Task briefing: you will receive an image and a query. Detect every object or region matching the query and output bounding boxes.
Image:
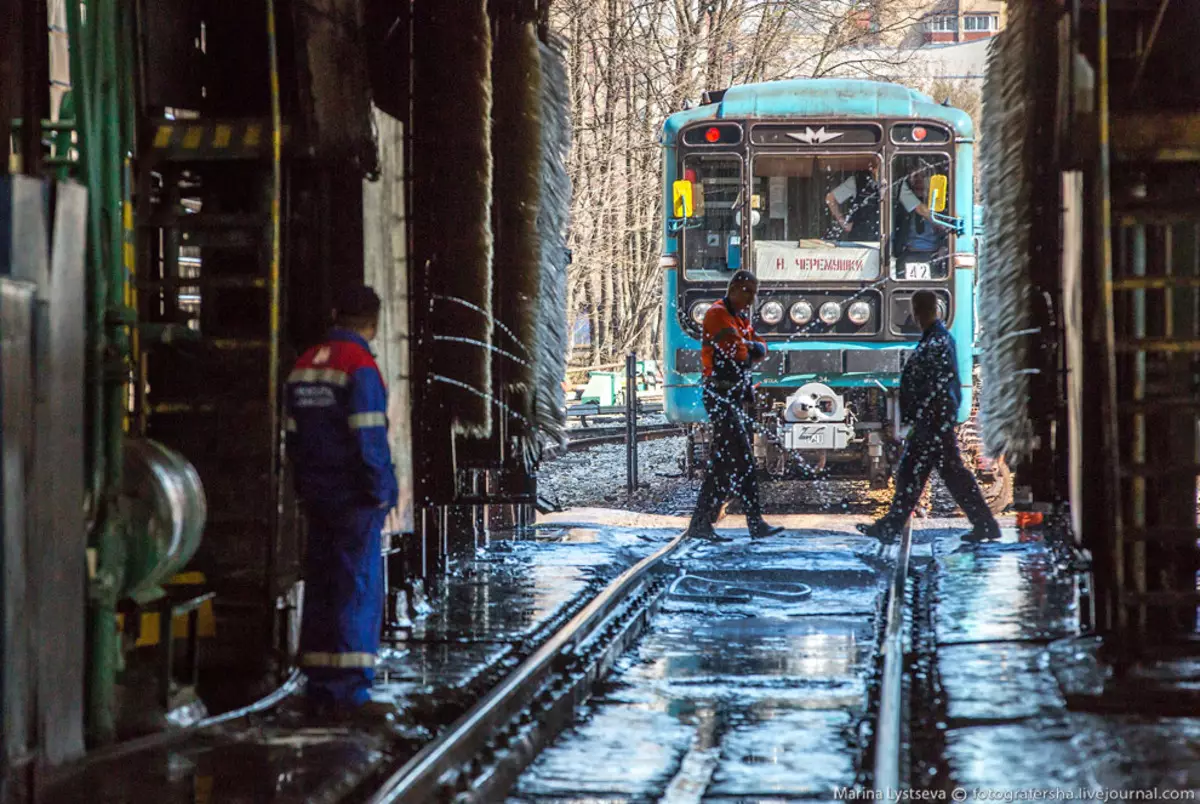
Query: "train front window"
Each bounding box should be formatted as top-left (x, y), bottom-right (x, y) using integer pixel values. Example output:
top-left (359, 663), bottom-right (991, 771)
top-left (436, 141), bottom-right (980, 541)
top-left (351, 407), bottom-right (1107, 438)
top-left (750, 154), bottom-right (883, 282)
top-left (680, 154), bottom-right (742, 282)
top-left (890, 153), bottom-right (953, 280)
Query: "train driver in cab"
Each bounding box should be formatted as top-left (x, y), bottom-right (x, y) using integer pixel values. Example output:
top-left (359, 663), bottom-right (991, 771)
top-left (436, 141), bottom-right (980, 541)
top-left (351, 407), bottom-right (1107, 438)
top-left (684, 270), bottom-right (786, 542)
top-left (825, 160), bottom-right (882, 241)
top-left (893, 166), bottom-right (954, 279)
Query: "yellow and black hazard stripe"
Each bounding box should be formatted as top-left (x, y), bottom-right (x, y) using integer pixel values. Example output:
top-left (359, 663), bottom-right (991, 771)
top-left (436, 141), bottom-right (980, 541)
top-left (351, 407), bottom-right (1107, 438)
top-left (146, 118), bottom-right (294, 161)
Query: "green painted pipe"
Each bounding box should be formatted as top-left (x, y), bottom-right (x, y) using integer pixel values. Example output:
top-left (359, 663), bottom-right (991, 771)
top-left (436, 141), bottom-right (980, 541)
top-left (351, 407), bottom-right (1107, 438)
top-left (68, 0), bottom-right (138, 747)
top-left (65, 0), bottom-right (115, 748)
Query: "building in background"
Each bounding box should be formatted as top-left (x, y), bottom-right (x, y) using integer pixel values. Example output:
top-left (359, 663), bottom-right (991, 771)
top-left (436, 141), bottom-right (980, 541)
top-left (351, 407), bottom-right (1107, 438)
top-left (811, 1), bottom-right (1005, 92)
top-left (843, 1), bottom-right (1006, 49)
top-left (922, 0), bottom-right (1006, 44)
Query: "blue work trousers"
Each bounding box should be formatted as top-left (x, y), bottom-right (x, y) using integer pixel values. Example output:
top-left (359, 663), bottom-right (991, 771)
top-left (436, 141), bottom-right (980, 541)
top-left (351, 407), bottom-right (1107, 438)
top-left (299, 504), bottom-right (386, 707)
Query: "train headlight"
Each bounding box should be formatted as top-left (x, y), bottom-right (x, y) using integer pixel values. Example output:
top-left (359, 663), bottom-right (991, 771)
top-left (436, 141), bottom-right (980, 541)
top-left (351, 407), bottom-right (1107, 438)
top-left (789, 300), bottom-right (813, 325)
top-left (759, 301), bottom-right (784, 325)
top-left (818, 302), bottom-right (842, 325)
top-left (936, 299), bottom-right (949, 320)
top-left (690, 301), bottom-right (713, 325)
top-left (847, 301), bottom-right (871, 325)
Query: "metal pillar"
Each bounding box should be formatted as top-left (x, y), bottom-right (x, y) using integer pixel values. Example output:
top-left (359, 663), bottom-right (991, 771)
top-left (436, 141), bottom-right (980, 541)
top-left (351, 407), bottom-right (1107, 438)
top-left (625, 353), bottom-right (638, 493)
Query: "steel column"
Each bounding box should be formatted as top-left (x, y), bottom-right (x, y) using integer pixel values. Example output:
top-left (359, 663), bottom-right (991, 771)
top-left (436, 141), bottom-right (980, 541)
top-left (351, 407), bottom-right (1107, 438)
top-left (625, 353), bottom-right (638, 493)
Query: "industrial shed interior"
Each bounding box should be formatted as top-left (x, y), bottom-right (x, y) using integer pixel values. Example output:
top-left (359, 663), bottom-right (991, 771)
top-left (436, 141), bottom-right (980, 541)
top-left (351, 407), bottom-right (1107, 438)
top-left (1, 0), bottom-right (567, 770)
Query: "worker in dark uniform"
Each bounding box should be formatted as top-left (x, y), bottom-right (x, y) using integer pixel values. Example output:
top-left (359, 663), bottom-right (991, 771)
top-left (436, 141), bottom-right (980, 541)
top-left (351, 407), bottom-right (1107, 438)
top-left (685, 270), bottom-right (785, 542)
top-left (858, 290), bottom-right (1001, 543)
top-left (285, 284), bottom-right (399, 723)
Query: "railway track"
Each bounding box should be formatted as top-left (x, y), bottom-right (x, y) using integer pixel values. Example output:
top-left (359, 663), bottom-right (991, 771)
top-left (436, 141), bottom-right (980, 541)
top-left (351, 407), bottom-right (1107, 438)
top-left (360, 520), bottom-right (916, 802)
top-left (558, 422), bottom-right (685, 453)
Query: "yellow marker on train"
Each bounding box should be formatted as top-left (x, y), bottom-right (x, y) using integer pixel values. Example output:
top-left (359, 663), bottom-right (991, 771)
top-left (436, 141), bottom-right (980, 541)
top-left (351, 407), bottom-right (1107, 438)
top-left (672, 179), bottom-right (694, 218)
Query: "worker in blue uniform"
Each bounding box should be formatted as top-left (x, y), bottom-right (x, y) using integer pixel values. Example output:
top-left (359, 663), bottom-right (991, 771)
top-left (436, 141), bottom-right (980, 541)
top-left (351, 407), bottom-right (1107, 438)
top-left (285, 284), bottom-right (399, 723)
top-left (858, 290), bottom-right (1001, 544)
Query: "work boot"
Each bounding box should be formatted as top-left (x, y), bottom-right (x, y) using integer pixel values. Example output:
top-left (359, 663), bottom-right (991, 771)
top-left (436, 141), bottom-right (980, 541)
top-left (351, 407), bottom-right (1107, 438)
top-left (747, 517), bottom-right (785, 539)
top-left (708, 500), bottom-right (731, 525)
top-left (960, 521), bottom-right (1002, 543)
top-left (683, 518), bottom-right (733, 542)
top-left (856, 520), bottom-right (900, 543)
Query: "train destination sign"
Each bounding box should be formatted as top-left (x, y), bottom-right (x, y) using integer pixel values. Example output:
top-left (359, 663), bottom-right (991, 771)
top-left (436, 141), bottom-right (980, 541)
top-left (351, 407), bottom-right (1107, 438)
top-left (754, 241), bottom-right (881, 281)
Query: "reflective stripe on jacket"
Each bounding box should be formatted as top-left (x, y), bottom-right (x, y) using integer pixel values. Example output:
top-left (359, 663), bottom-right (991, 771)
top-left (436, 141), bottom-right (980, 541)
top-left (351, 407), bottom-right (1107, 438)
top-left (285, 328), bottom-right (399, 509)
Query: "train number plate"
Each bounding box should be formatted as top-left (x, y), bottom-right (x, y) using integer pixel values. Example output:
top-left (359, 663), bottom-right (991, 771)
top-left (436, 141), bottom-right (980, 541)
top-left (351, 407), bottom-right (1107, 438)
top-left (794, 428), bottom-right (827, 446)
top-left (780, 423), bottom-right (851, 450)
top-left (901, 262), bottom-right (932, 280)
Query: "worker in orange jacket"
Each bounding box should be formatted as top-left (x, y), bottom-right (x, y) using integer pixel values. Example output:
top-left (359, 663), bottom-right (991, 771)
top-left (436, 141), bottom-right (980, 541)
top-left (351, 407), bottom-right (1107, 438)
top-left (685, 270), bottom-right (785, 541)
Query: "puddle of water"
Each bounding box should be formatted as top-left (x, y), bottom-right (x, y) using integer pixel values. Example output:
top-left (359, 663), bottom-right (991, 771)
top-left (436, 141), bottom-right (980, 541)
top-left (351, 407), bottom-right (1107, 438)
top-left (414, 534), bottom-right (673, 643)
top-left (707, 709), bottom-right (856, 798)
top-left (515, 704), bottom-right (696, 797)
top-left (935, 543), bottom-right (1079, 644)
top-left (938, 642), bottom-right (1066, 722)
top-left (632, 614), bottom-right (871, 683)
top-left (513, 551), bottom-right (883, 801)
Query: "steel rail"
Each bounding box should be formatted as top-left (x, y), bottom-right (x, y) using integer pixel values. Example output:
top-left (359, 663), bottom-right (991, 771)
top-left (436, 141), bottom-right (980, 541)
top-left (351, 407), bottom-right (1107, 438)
top-left (367, 531), bottom-right (688, 803)
top-left (873, 516), bottom-right (913, 795)
top-left (564, 423), bottom-right (684, 452)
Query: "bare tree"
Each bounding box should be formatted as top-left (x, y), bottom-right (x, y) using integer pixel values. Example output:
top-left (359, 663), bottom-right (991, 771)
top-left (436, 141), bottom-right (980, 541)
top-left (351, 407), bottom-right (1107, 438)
top-left (554, 0), bottom-right (933, 369)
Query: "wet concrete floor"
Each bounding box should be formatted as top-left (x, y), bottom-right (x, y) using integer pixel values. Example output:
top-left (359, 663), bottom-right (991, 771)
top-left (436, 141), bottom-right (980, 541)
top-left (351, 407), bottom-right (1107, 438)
top-left (41, 521), bottom-right (680, 803)
top-left (926, 520), bottom-right (1200, 794)
top-left (509, 522), bottom-right (888, 803)
top-left (43, 509), bottom-right (1200, 801)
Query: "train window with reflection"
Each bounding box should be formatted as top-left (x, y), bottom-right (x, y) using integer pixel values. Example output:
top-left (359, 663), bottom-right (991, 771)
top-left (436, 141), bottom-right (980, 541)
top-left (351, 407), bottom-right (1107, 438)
top-left (890, 153), bottom-right (953, 281)
top-left (679, 154), bottom-right (742, 281)
top-left (749, 154), bottom-right (883, 283)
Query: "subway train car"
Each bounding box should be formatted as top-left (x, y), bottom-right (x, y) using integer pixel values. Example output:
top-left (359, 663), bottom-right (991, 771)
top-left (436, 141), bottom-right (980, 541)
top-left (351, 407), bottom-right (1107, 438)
top-left (660, 79), bottom-right (1010, 511)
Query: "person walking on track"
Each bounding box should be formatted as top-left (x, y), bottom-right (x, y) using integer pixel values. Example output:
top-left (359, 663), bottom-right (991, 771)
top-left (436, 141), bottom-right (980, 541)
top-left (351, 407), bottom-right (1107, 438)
top-left (285, 283), bottom-right (400, 725)
top-left (685, 270), bottom-right (785, 542)
top-left (858, 290), bottom-right (1001, 543)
